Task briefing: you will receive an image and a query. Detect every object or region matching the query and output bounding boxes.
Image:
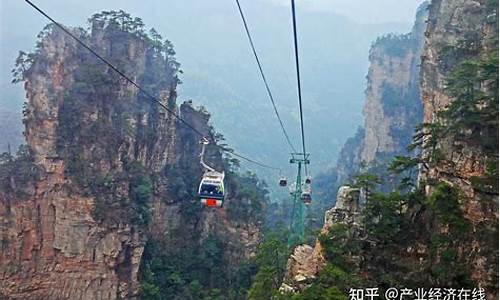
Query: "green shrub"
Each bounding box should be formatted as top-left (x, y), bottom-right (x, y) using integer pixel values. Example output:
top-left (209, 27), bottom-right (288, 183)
top-left (0, 145), bottom-right (39, 197)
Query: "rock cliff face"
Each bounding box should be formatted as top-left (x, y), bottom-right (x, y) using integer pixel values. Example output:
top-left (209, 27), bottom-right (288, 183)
top-left (419, 0), bottom-right (499, 291)
top-left (1, 23), bottom-right (154, 299)
top-left (420, 0), bottom-right (497, 197)
top-left (360, 6), bottom-right (426, 167)
top-left (0, 14), bottom-right (262, 300)
top-left (346, 2), bottom-right (427, 179)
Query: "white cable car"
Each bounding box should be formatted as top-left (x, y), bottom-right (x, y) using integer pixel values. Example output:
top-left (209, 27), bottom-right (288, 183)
top-left (279, 177), bottom-right (287, 187)
top-left (302, 191), bottom-right (312, 205)
top-left (302, 184), bottom-right (312, 205)
top-left (198, 139), bottom-right (225, 207)
top-left (198, 171), bottom-right (225, 207)
top-left (305, 176), bottom-right (312, 184)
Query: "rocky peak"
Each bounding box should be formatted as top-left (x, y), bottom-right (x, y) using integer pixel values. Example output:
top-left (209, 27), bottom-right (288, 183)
top-left (360, 2), bottom-right (427, 164)
top-left (1, 13), bottom-right (263, 300)
top-left (314, 4), bottom-right (429, 215)
top-left (1, 19), bottom-right (183, 299)
top-left (345, 3), bottom-right (427, 182)
top-left (280, 185), bottom-right (362, 293)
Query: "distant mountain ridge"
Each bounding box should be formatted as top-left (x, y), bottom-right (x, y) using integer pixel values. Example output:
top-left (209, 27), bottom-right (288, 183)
top-left (313, 2), bottom-right (428, 214)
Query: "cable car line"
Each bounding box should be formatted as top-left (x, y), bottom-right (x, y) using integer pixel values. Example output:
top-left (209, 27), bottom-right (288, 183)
top-left (228, 151), bottom-right (280, 170)
top-left (234, 0), bottom-right (297, 153)
top-left (290, 0), bottom-right (308, 167)
top-left (24, 0), bottom-right (279, 171)
top-left (286, 0), bottom-right (313, 246)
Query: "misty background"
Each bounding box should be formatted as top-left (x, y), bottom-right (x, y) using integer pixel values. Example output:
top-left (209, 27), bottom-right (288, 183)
top-left (0, 0), bottom-right (422, 195)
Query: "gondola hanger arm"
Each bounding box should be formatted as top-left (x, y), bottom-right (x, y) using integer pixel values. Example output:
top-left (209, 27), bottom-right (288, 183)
top-left (199, 139), bottom-right (216, 173)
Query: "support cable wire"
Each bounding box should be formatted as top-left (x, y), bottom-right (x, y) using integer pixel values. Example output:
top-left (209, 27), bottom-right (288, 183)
top-left (25, 0), bottom-right (279, 171)
top-left (235, 0), bottom-right (297, 153)
top-left (290, 0), bottom-right (309, 175)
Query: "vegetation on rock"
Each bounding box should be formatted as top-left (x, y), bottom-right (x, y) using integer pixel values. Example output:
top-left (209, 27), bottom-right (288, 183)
top-left (0, 145), bottom-right (39, 198)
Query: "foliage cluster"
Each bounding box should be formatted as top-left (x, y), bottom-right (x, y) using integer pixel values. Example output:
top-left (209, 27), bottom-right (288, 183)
top-left (0, 145), bottom-right (40, 197)
top-left (11, 23), bottom-right (68, 84)
top-left (247, 229), bottom-right (290, 300)
top-left (371, 33), bottom-right (414, 58)
top-left (413, 44), bottom-right (499, 194)
top-left (90, 160), bottom-right (153, 226)
top-left (225, 170), bottom-right (269, 224)
top-left (138, 208), bottom-right (266, 300)
top-left (425, 183), bottom-right (473, 286)
top-left (88, 10), bottom-right (181, 85)
top-left (139, 235), bottom-right (254, 300)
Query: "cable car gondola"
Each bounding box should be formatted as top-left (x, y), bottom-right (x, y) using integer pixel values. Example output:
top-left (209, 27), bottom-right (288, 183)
top-left (302, 184), bottom-right (312, 205)
top-left (305, 176), bottom-right (312, 184)
top-left (198, 171), bottom-right (225, 207)
top-left (302, 191), bottom-right (312, 205)
top-left (198, 139), bottom-right (225, 207)
top-left (279, 177), bottom-right (288, 187)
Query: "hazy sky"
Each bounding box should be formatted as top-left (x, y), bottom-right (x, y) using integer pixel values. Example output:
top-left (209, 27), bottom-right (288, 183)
top-left (0, 0), bottom-right (424, 174)
top-left (267, 0), bottom-right (424, 23)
